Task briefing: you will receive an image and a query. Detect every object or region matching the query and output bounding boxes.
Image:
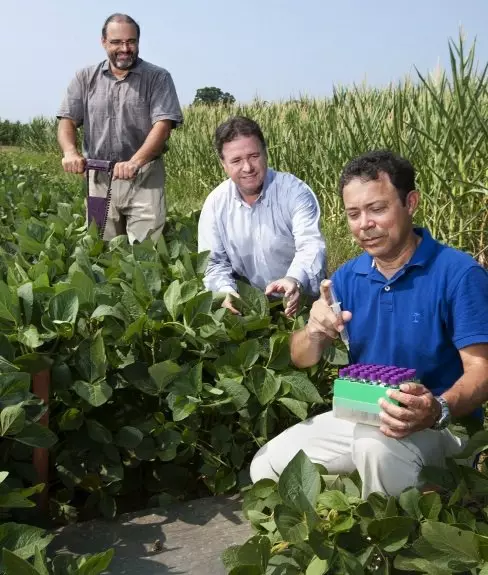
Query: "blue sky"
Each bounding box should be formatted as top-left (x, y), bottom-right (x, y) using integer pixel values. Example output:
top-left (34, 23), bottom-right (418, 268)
top-left (3, 0), bottom-right (488, 121)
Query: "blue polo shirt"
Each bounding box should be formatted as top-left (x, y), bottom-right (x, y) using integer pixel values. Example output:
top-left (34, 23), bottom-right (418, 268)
top-left (332, 228), bottom-right (488, 399)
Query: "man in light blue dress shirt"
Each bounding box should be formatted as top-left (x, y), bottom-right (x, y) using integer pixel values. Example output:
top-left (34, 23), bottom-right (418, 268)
top-left (198, 116), bottom-right (327, 317)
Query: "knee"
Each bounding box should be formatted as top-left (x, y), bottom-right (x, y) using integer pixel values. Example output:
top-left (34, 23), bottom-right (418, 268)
top-left (249, 443), bottom-right (278, 483)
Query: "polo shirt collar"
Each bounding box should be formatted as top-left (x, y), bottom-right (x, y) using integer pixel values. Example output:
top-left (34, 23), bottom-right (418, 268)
top-left (352, 227), bottom-right (437, 276)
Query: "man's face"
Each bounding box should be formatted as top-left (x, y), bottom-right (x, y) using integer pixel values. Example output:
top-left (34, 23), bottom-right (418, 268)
top-left (342, 172), bottom-right (418, 259)
top-left (102, 21), bottom-right (139, 71)
top-left (220, 136), bottom-right (268, 195)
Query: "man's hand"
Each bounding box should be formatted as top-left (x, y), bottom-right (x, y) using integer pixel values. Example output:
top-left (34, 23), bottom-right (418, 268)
top-left (113, 160), bottom-right (140, 180)
top-left (265, 277), bottom-right (301, 317)
top-left (222, 290), bottom-right (241, 315)
top-left (61, 151), bottom-right (85, 174)
top-left (379, 383), bottom-right (441, 439)
top-left (306, 279), bottom-right (352, 341)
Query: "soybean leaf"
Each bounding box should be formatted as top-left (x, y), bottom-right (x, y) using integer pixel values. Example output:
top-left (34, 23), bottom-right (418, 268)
top-left (246, 366), bottom-right (280, 405)
top-left (278, 450), bottom-right (320, 515)
top-left (73, 380), bottom-right (112, 407)
top-left (274, 505), bottom-right (308, 543)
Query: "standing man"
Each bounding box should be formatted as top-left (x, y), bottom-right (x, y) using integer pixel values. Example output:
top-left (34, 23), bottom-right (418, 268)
top-left (57, 13), bottom-right (183, 243)
top-left (250, 150), bottom-right (488, 497)
top-left (198, 116), bottom-right (326, 318)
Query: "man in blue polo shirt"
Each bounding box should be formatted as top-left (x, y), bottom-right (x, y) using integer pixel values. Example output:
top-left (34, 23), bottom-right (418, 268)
top-left (250, 150), bottom-right (488, 498)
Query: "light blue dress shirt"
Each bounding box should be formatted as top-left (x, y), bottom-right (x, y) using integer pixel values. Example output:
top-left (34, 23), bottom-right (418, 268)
top-left (198, 169), bottom-right (327, 295)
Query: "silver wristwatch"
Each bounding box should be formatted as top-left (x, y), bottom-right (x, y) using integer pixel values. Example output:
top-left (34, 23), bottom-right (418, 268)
top-left (431, 396), bottom-right (451, 430)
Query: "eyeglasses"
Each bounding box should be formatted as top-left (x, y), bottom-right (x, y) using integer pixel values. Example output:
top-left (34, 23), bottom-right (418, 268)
top-left (108, 39), bottom-right (138, 47)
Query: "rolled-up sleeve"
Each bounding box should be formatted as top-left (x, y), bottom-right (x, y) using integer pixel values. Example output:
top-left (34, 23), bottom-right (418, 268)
top-left (285, 185), bottom-right (327, 295)
top-left (56, 73), bottom-right (84, 127)
top-left (198, 193), bottom-right (237, 293)
top-left (150, 72), bottom-right (183, 128)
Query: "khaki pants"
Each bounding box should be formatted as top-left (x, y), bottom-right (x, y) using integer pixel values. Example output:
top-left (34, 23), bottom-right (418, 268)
top-left (250, 411), bottom-right (465, 498)
top-left (86, 159), bottom-right (165, 243)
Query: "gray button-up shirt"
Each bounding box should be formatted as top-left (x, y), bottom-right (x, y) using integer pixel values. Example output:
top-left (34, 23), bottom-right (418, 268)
top-left (198, 169), bottom-right (327, 295)
top-left (57, 58), bottom-right (183, 162)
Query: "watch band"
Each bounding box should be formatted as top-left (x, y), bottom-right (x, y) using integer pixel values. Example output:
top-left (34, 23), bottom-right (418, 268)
top-left (432, 396), bottom-right (451, 430)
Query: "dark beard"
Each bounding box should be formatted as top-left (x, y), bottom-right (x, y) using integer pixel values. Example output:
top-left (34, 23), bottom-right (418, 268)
top-left (109, 51), bottom-right (139, 70)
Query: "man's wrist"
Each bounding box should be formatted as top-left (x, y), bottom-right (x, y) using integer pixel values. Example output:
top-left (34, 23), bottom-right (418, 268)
top-left (285, 276), bottom-right (303, 293)
top-left (305, 323), bottom-right (331, 343)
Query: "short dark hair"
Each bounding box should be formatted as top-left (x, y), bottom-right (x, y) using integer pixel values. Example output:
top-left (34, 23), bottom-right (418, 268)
top-left (102, 14), bottom-right (140, 40)
top-left (214, 116), bottom-right (266, 158)
top-left (338, 150), bottom-right (416, 205)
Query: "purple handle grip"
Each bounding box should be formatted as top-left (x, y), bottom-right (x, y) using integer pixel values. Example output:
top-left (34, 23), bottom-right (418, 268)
top-left (86, 159), bottom-right (115, 172)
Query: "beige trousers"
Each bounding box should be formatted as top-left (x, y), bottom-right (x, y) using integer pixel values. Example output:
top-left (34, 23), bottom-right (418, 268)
top-left (86, 159), bottom-right (165, 243)
top-left (250, 411), bottom-right (465, 498)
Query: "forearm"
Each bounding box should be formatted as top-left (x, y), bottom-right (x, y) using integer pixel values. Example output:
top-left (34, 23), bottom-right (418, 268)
top-left (290, 326), bottom-right (332, 368)
top-left (442, 364), bottom-right (488, 418)
top-left (57, 119), bottom-right (79, 155)
top-left (131, 120), bottom-right (172, 167)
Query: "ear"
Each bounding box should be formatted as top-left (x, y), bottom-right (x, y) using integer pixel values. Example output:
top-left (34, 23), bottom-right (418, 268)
top-left (405, 190), bottom-right (419, 215)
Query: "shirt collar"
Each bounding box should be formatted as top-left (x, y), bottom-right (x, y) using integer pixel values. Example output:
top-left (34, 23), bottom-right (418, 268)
top-left (231, 168), bottom-right (274, 207)
top-left (352, 227), bottom-right (438, 276)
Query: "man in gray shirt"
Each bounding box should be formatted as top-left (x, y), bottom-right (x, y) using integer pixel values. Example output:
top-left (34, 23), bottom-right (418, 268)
top-left (198, 116), bottom-right (326, 317)
top-left (57, 13), bottom-right (183, 243)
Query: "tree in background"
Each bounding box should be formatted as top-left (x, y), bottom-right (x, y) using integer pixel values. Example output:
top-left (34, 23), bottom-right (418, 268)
top-left (193, 86), bottom-right (236, 105)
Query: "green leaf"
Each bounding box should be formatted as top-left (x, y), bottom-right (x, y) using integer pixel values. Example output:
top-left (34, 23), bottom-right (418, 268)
top-left (70, 270), bottom-right (95, 306)
top-left (278, 450), bottom-right (320, 515)
top-left (91, 305), bottom-right (126, 322)
top-left (274, 504), bottom-right (308, 543)
top-left (317, 490), bottom-right (350, 511)
top-left (75, 332), bottom-right (106, 383)
top-left (148, 360), bottom-right (183, 393)
top-left (59, 408), bottom-right (84, 431)
top-left (73, 380), bottom-right (112, 407)
top-left (246, 366), bottom-right (280, 405)
top-left (306, 556), bottom-right (330, 575)
top-left (367, 516), bottom-right (416, 553)
top-left (99, 493), bottom-right (117, 520)
top-left (0, 522), bottom-right (53, 561)
top-left (224, 535), bottom-right (271, 572)
top-left (0, 405), bottom-right (26, 436)
top-left (418, 520), bottom-right (480, 569)
top-left (14, 354), bottom-right (52, 375)
top-left (2, 549), bottom-right (40, 575)
top-left (267, 333), bottom-right (290, 370)
top-left (279, 397), bottom-right (308, 420)
top-left (281, 372), bottom-right (323, 404)
top-left (337, 548), bottom-right (364, 575)
top-left (184, 292), bottom-right (213, 325)
top-left (17, 326), bottom-right (41, 349)
top-left (17, 283), bottom-right (33, 325)
top-left (399, 487), bottom-right (422, 519)
top-left (163, 280), bottom-right (182, 320)
top-left (115, 426), bottom-right (144, 449)
top-left (0, 281), bottom-right (20, 324)
top-left (14, 423), bottom-right (57, 448)
top-left (419, 491), bottom-right (442, 521)
top-left (394, 552), bottom-right (452, 575)
top-left (48, 288), bottom-right (78, 324)
top-left (167, 394), bottom-right (200, 421)
top-left (453, 429), bottom-right (488, 459)
top-left (33, 548), bottom-right (49, 575)
top-left (77, 549), bottom-right (115, 575)
top-left (237, 281), bottom-right (269, 318)
top-left (236, 339), bottom-right (261, 370)
top-left (86, 419), bottom-right (112, 444)
top-left (217, 378), bottom-right (250, 410)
